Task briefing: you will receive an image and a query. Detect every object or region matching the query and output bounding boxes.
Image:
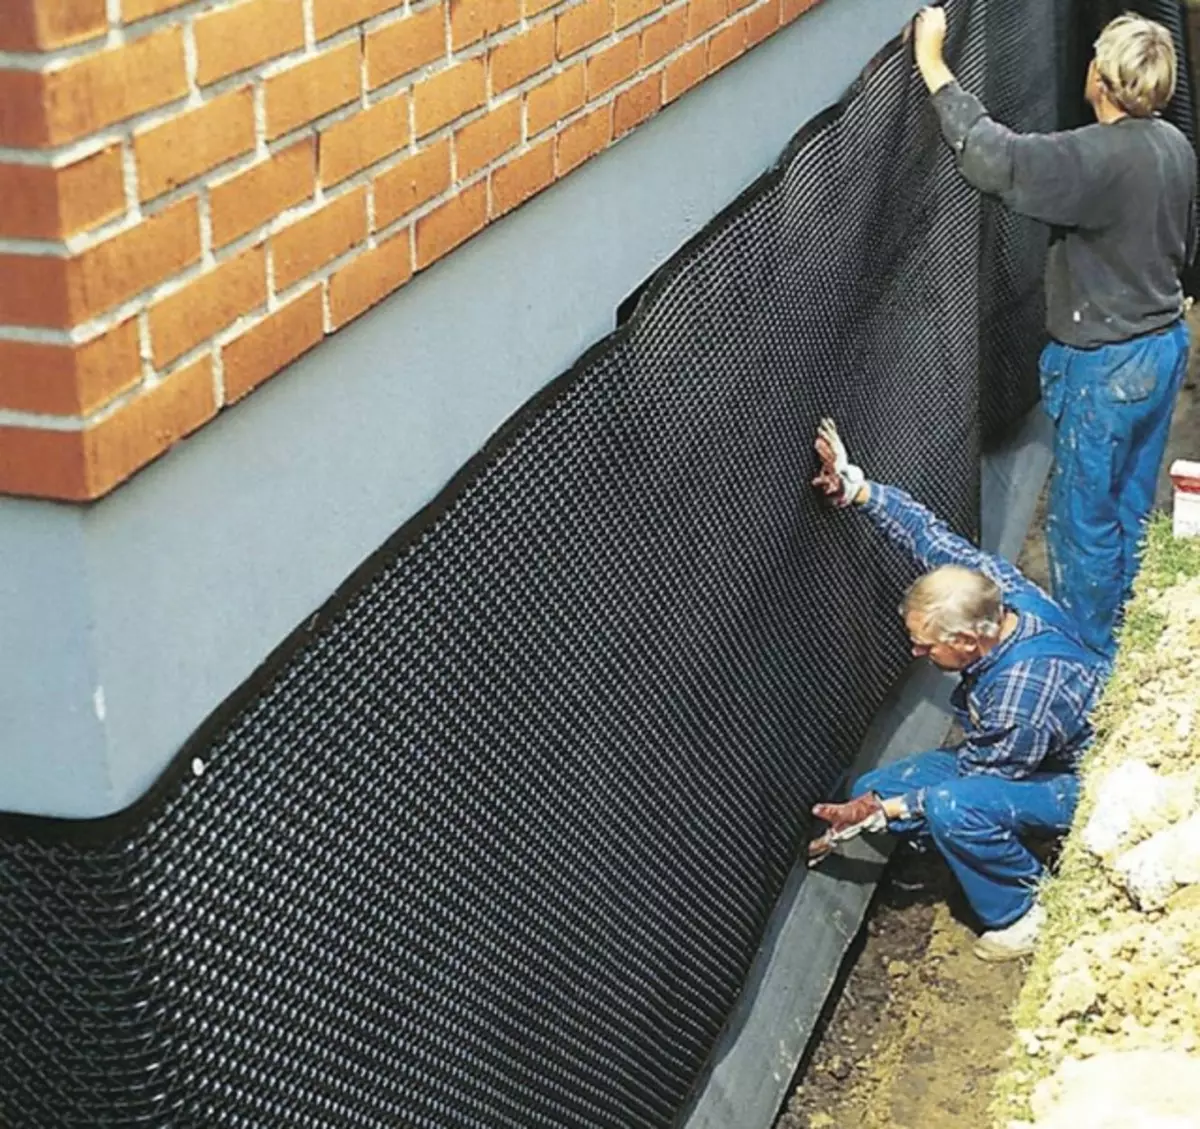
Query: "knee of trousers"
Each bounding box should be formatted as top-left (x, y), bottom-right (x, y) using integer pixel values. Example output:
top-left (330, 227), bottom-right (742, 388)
top-left (924, 784), bottom-right (1012, 837)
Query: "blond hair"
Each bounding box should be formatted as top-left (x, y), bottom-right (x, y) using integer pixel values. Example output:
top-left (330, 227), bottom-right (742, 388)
top-left (901, 565), bottom-right (1003, 642)
top-left (1094, 14), bottom-right (1177, 117)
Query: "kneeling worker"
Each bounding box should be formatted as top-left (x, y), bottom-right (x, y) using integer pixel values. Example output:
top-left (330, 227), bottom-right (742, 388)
top-left (807, 420), bottom-right (1110, 961)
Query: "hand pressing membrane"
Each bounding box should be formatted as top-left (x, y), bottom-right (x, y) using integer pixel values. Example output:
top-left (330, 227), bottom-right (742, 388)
top-left (912, 5), bottom-right (954, 94)
top-left (913, 5), bottom-right (947, 64)
top-left (807, 793), bottom-right (888, 867)
top-left (811, 417), bottom-right (866, 507)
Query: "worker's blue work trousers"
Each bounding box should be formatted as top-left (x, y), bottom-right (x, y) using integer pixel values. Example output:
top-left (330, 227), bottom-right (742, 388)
top-left (1040, 321), bottom-right (1190, 657)
top-left (853, 751), bottom-right (1079, 929)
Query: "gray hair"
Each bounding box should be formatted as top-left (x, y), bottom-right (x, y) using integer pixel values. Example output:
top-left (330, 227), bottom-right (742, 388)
top-left (901, 565), bottom-right (1003, 642)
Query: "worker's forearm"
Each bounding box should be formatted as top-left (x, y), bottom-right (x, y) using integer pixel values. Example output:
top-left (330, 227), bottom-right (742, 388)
top-left (918, 59), bottom-right (956, 96)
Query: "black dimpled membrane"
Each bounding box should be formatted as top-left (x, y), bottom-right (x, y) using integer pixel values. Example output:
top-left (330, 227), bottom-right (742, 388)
top-left (0, 1), bottom-right (1074, 1125)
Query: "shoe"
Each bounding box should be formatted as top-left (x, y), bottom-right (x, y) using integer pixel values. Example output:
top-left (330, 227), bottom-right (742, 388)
top-left (973, 904), bottom-right (1044, 962)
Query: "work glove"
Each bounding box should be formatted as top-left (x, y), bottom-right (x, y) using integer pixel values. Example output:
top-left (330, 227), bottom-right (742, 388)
top-left (807, 792), bottom-right (888, 867)
top-left (811, 418), bottom-right (866, 507)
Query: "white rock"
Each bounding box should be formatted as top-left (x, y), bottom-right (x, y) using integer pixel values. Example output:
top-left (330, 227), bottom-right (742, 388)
top-left (1084, 762), bottom-right (1174, 859)
top-left (1028, 1050), bottom-right (1200, 1128)
top-left (1115, 814), bottom-right (1200, 911)
top-left (1041, 967), bottom-right (1100, 1023)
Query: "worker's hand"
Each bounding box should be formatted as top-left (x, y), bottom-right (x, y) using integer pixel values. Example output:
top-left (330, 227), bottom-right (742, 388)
top-left (807, 793), bottom-right (889, 867)
top-left (913, 7), bottom-right (955, 94)
top-left (913, 6), bottom-right (946, 68)
top-left (811, 417), bottom-right (866, 507)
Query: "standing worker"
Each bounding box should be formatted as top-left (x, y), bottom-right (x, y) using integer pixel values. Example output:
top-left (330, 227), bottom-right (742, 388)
top-left (806, 420), bottom-right (1110, 961)
top-left (913, 7), bottom-right (1196, 656)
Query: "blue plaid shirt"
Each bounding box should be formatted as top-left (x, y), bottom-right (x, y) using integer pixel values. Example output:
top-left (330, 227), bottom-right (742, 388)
top-left (862, 484), bottom-right (1109, 781)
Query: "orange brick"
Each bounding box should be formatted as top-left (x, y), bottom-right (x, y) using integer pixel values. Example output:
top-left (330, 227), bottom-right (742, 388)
top-left (490, 22), bottom-right (555, 94)
top-left (686, 0), bottom-right (726, 38)
top-left (641, 7), bottom-right (686, 66)
top-left (0, 0), bottom-right (106, 50)
top-left (556, 0), bottom-right (612, 59)
top-left (0, 253), bottom-right (71, 328)
top-left (135, 88), bottom-right (256, 201)
top-left (746, 0), bottom-right (780, 46)
top-left (0, 321), bottom-right (141, 416)
top-left (85, 354), bottom-right (216, 497)
top-left (451, 0), bottom-right (522, 49)
top-left (615, 0), bottom-right (660, 30)
top-left (266, 40), bottom-right (362, 140)
top-left (0, 148), bottom-right (125, 239)
top-left (525, 0), bottom-right (561, 14)
top-left (319, 94), bottom-right (410, 187)
top-left (414, 58), bottom-right (487, 138)
top-left (0, 72), bottom-right (46, 148)
top-left (0, 428), bottom-right (87, 500)
top-left (586, 34), bottom-right (638, 97)
top-left (708, 15), bottom-right (747, 72)
top-left (150, 246), bottom-right (268, 366)
top-left (123, 0), bottom-right (192, 20)
top-left (57, 356), bottom-right (212, 498)
top-left (222, 287), bottom-right (324, 403)
top-left (195, 0), bottom-right (306, 86)
top-left (0, 28), bottom-right (187, 149)
top-left (74, 198), bottom-right (202, 322)
top-left (328, 232), bottom-right (413, 328)
top-left (314, 0), bottom-right (404, 40)
top-left (414, 181), bottom-right (487, 269)
top-left (73, 322), bottom-right (145, 413)
top-left (210, 139), bottom-right (316, 249)
top-left (373, 139), bottom-right (453, 229)
top-left (366, 6), bottom-right (446, 90)
top-left (490, 139), bottom-right (554, 218)
top-left (272, 188), bottom-right (368, 290)
top-left (780, 0), bottom-right (820, 24)
top-left (455, 100), bottom-right (522, 177)
top-left (664, 40), bottom-right (706, 101)
top-left (0, 356), bottom-right (216, 501)
top-left (0, 198), bottom-right (200, 329)
top-left (555, 104), bottom-right (611, 176)
top-left (526, 64), bottom-right (585, 136)
top-left (613, 71), bottom-right (660, 135)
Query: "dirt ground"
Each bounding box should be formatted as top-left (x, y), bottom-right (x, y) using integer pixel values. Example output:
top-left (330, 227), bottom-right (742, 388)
top-left (775, 323), bottom-right (1200, 1129)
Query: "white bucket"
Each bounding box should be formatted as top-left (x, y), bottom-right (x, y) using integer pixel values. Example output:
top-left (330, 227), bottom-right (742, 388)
top-left (1170, 459), bottom-right (1200, 538)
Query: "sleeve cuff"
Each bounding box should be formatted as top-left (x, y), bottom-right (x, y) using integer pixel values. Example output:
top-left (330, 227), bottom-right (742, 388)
top-left (858, 481), bottom-right (888, 514)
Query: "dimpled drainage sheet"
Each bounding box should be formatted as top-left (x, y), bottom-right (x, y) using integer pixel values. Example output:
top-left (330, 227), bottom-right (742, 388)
top-left (1, 2), bottom-right (1072, 1126)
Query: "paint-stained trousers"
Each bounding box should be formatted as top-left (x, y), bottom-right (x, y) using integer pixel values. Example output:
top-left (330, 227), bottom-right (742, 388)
top-left (853, 751), bottom-right (1079, 929)
top-left (1040, 321), bottom-right (1190, 657)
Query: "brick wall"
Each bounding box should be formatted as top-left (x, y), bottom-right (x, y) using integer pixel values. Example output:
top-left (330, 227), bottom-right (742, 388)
top-left (0, 0), bottom-right (821, 502)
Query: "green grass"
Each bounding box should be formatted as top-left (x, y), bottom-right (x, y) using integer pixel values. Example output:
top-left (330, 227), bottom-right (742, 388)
top-left (1092, 515), bottom-right (1200, 723)
top-left (990, 515), bottom-right (1200, 1126)
top-left (1131, 513), bottom-right (1200, 590)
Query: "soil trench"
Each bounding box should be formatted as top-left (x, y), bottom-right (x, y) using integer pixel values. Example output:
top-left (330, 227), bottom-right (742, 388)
top-left (775, 324), bottom-right (1200, 1129)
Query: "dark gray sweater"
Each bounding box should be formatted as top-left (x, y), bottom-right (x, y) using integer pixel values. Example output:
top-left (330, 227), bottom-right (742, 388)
top-left (932, 81), bottom-right (1196, 348)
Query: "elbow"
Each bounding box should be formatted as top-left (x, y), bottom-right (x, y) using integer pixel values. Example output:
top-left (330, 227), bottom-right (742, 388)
top-left (953, 122), bottom-right (1015, 196)
top-left (957, 145), bottom-right (1013, 197)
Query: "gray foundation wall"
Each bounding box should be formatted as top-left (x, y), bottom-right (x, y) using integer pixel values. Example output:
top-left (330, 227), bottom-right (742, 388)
top-left (0, 0), bottom-right (923, 818)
